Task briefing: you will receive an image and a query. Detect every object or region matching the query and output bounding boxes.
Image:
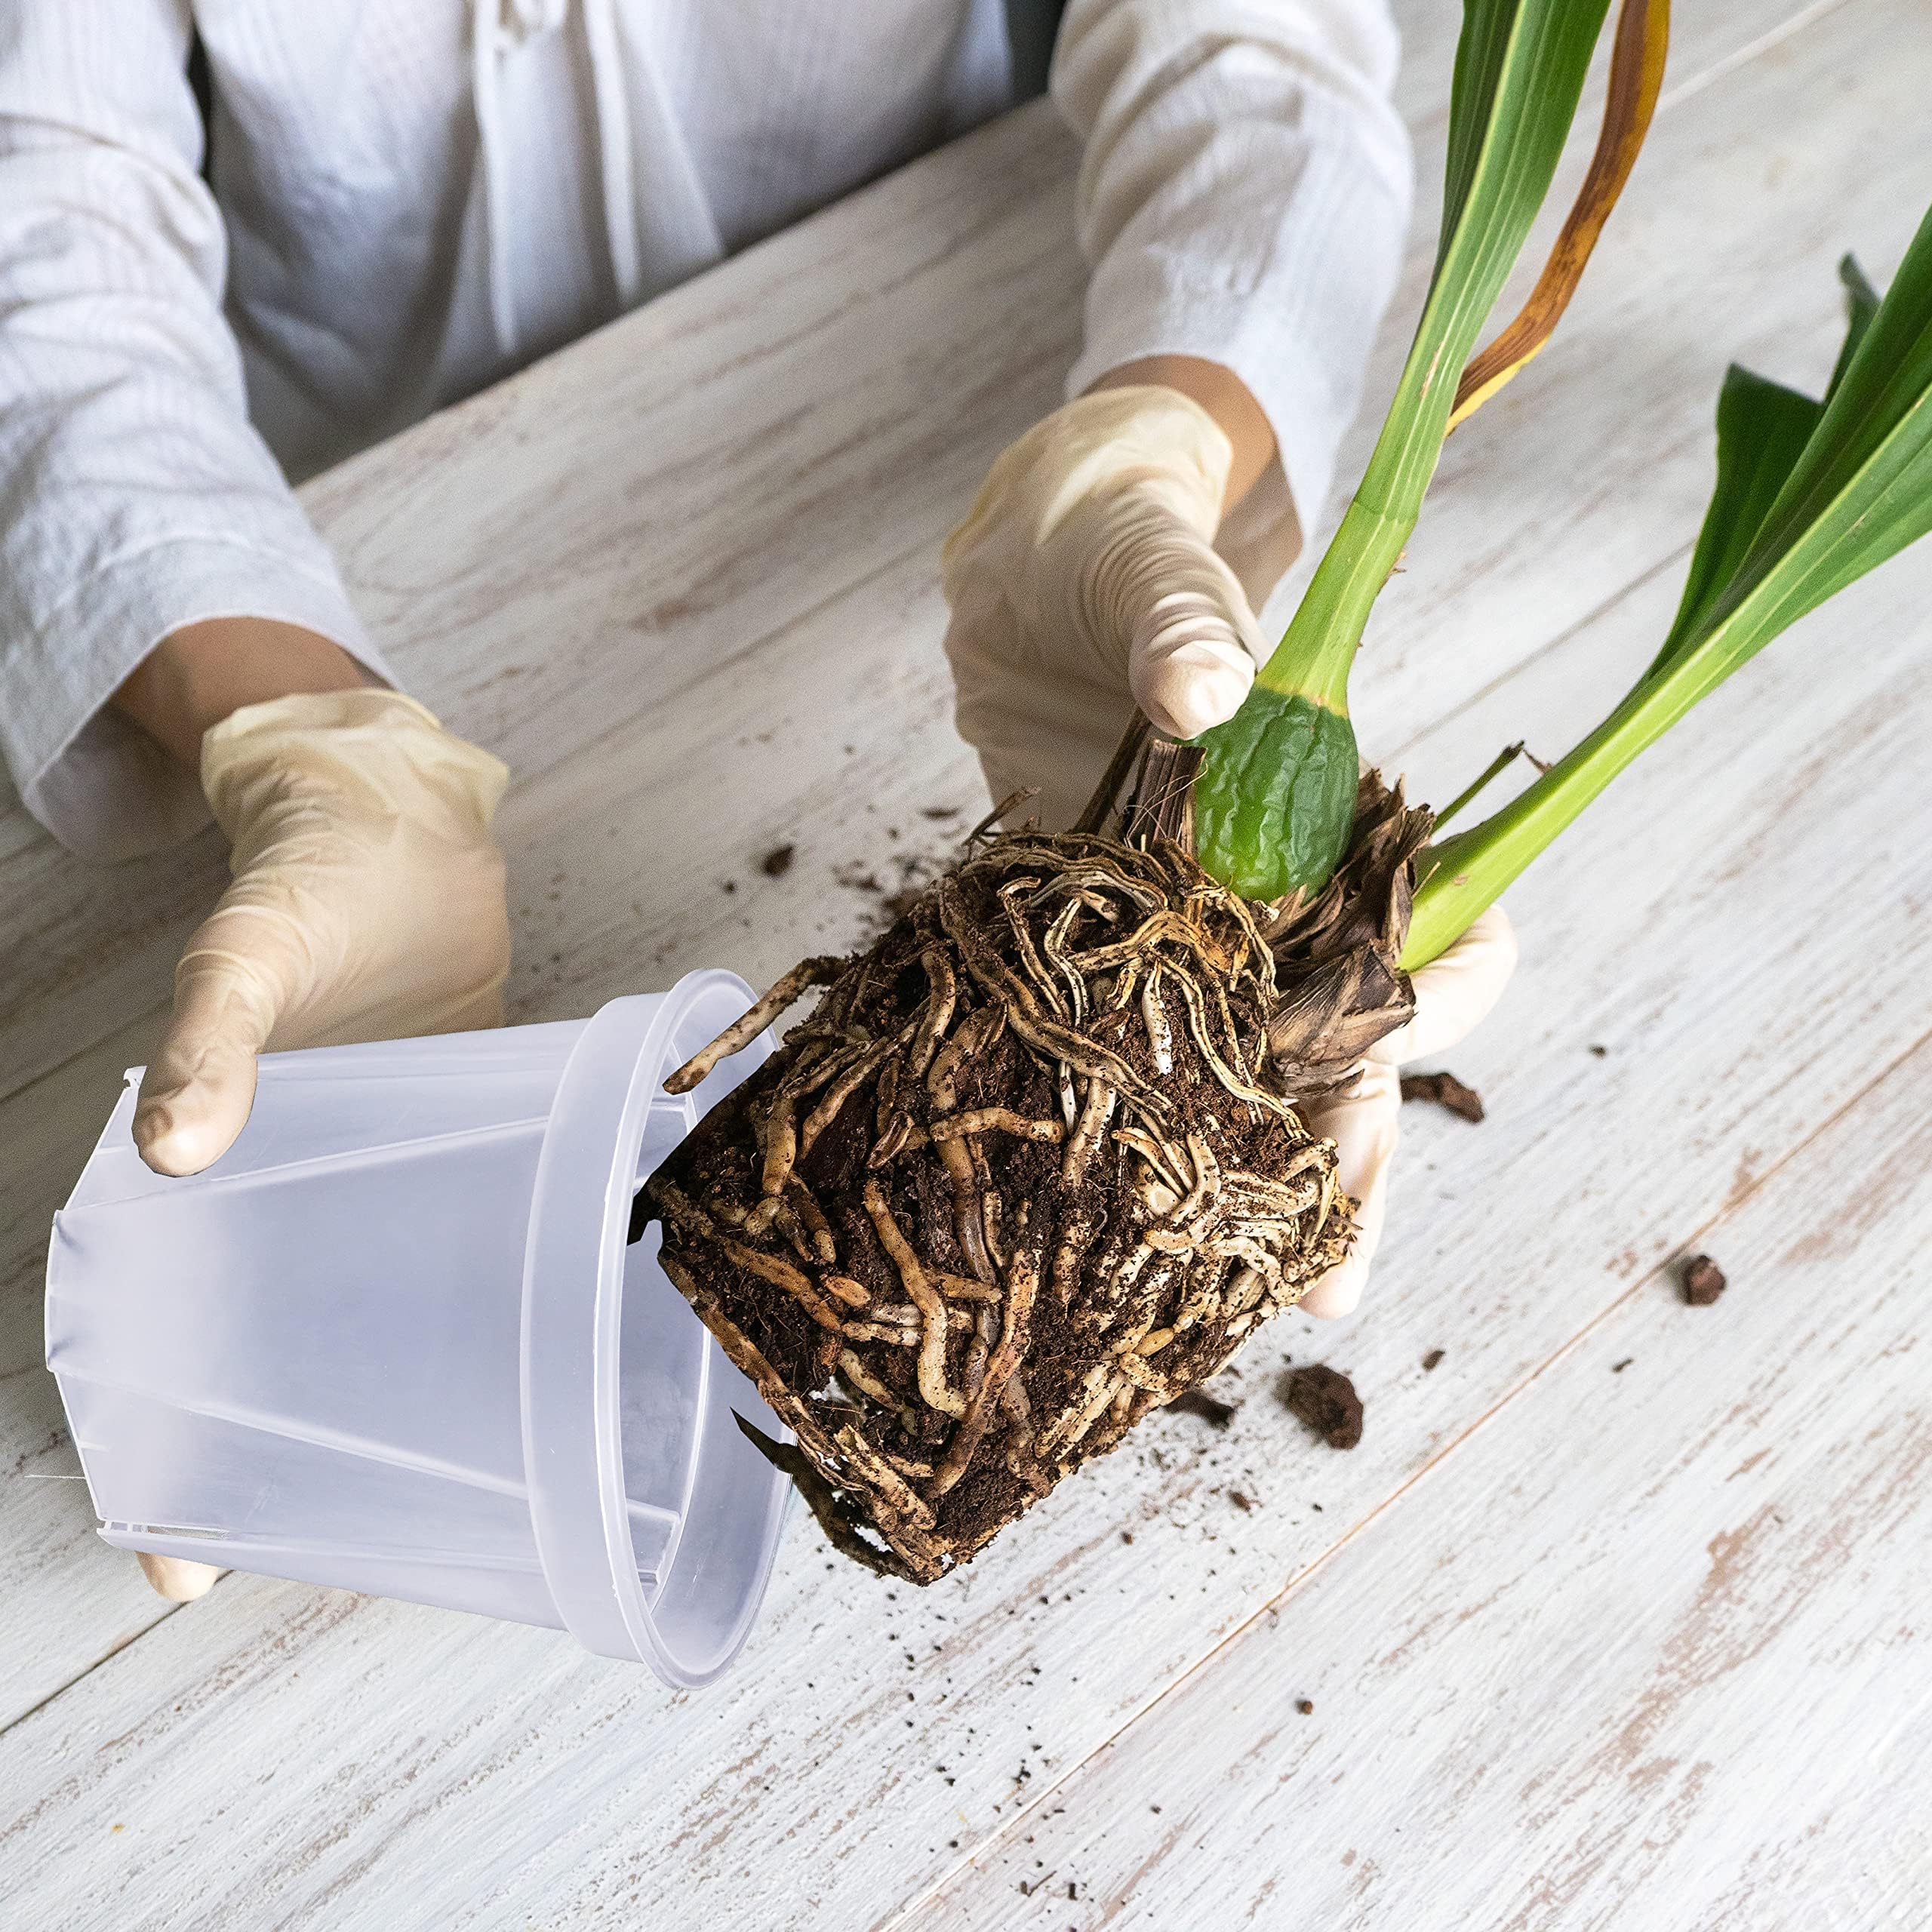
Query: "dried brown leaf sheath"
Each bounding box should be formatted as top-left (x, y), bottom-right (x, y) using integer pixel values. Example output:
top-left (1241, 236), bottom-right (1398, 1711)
top-left (648, 777), bottom-right (1426, 1581)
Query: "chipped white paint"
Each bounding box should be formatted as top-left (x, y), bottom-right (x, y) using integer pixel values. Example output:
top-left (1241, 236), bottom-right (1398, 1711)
top-left (2, 2), bottom-right (1924, 1926)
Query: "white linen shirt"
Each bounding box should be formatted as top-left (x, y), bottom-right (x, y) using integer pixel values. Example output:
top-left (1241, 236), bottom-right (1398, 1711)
top-left (0, 0), bottom-right (1410, 860)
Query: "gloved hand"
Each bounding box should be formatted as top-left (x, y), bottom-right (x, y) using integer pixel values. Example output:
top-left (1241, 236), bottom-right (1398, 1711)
top-left (942, 385), bottom-right (1268, 829)
top-left (131, 688), bottom-right (509, 1604)
top-left (133, 689), bottom-right (511, 1178)
top-left (1299, 906), bottom-right (1518, 1318)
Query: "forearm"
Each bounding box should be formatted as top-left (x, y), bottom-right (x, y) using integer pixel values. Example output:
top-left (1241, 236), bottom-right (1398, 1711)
top-left (0, 6), bottom-right (386, 857)
top-left (1086, 355), bottom-right (1278, 512)
top-left (1054, 0), bottom-right (1414, 586)
top-left (112, 618), bottom-right (371, 769)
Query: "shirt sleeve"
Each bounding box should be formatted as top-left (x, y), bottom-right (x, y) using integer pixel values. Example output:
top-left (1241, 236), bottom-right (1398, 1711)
top-left (1051, 0), bottom-right (1414, 614)
top-left (0, 2), bottom-right (391, 863)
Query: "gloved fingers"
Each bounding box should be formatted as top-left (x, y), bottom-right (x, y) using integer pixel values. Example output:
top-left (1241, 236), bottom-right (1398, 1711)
top-left (137, 1552), bottom-right (223, 1602)
top-left (1082, 496), bottom-right (1265, 741)
top-left (1367, 903), bottom-right (1518, 1067)
top-left (943, 585), bottom-right (1135, 832)
top-left (943, 386), bottom-right (1256, 773)
top-left (202, 690), bottom-right (509, 855)
top-left (293, 955), bottom-right (509, 1050)
top-left (1130, 594), bottom-right (1258, 741)
top-left (280, 837), bottom-right (512, 1048)
top-left (133, 923), bottom-right (285, 1177)
top-left (1297, 1060), bottom-right (1401, 1320)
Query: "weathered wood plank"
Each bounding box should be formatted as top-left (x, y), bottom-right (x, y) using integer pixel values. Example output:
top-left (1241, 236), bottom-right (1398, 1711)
top-left (0, 0), bottom-right (1826, 1729)
top-left (912, 1041), bottom-right (1932, 1932)
top-left (6, 325), bottom-right (1927, 1932)
top-left (2, 7), bottom-right (1916, 1930)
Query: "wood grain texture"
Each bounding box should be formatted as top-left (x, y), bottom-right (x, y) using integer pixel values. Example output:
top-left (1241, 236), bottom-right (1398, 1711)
top-left (913, 1031), bottom-right (1932, 1931)
top-left (4, 2), bottom-right (1924, 1927)
top-left (0, 0), bottom-right (1841, 1740)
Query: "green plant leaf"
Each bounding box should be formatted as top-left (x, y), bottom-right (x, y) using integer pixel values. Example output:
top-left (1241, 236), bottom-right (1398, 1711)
top-left (1743, 221), bottom-right (1932, 613)
top-left (1651, 251), bottom-right (1890, 678)
top-left (1451, 0), bottom-right (1671, 426)
top-left (1827, 253), bottom-right (1881, 399)
top-left (1406, 203), bottom-right (1932, 968)
top-left (1647, 365), bottom-right (1820, 676)
top-left (1303, 0), bottom-right (1617, 645)
top-left (1195, 0), bottom-right (1626, 898)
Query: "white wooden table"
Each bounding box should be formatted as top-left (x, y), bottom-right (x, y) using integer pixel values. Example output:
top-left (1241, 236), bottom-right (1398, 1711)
top-left (6, 3), bottom-right (1930, 1924)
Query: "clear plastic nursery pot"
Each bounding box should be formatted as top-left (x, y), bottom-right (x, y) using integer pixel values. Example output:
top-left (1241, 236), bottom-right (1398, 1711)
top-left (45, 972), bottom-right (790, 1687)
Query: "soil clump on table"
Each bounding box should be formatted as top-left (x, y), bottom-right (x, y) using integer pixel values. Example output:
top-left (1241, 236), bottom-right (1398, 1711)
top-left (1282, 1364), bottom-right (1364, 1450)
top-left (1400, 1069), bottom-right (1485, 1121)
top-left (1680, 1253), bottom-right (1727, 1304)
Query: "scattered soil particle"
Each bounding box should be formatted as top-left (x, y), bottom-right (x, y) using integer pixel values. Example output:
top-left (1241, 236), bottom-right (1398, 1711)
top-left (1296, 1698), bottom-right (1315, 1715)
top-left (1283, 1364), bottom-right (1364, 1450)
top-left (922, 805), bottom-right (964, 821)
top-left (1228, 1490), bottom-right (1254, 1512)
top-left (1681, 1254), bottom-right (1727, 1305)
top-left (1421, 1348), bottom-right (1445, 1372)
top-left (1589, 1043), bottom-right (1608, 1057)
top-left (1168, 1389), bottom-right (1238, 1430)
top-left (759, 844), bottom-right (795, 878)
top-left (1400, 1069), bottom-right (1485, 1122)
top-left (1611, 1358), bottom-right (1633, 1373)
top-left (721, 878), bottom-right (738, 894)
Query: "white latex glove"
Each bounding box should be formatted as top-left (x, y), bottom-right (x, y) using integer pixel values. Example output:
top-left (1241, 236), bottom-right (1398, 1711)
top-left (1300, 905), bottom-right (1518, 1319)
top-left (129, 690), bottom-right (508, 1605)
top-left (132, 689), bottom-right (511, 1180)
top-left (942, 386), bottom-right (1268, 829)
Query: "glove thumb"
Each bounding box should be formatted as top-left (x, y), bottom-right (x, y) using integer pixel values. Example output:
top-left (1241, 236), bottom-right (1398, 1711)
top-left (133, 937), bottom-right (281, 1177)
top-left (1086, 494), bottom-right (1262, 741)
top-left (1297, 1059), bottom-right (1400, 1320)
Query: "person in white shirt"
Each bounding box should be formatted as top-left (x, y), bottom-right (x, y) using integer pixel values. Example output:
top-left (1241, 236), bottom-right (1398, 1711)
top-left (0, 2), bottom-right (1512, 1598)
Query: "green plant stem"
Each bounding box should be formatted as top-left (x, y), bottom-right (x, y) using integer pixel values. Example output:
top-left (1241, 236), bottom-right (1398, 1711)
top-left (1406, 205), bottom-right (1932, 970)
top-left (1429, 740), bottom-right (1526, 832)
top-left (1194, 0), bottom-right (1621, 905)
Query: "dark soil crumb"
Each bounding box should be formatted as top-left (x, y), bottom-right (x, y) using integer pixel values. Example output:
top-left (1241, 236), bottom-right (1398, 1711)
top-left (1229, 1490), bottom-right (1253, 1512)
top-left (722, 878), bottom-right (738, 894)
top-left (1611, 1357), bottom-right (1633, 1373)
top-left (1168, 1389), bottom-right (1238, 1430)
top-left (760, 844), bottom-right (795, 878)
top-left (1296, 1698), bottom-right (1315, 1715)
top-left (921, 805), bottom-right (963, 820)
top-left (1400, 1070), bottom-right (1485, 1122)
top-left (1283, 1364), bottom-right (1363, 1450)
top-left (1681, 1254), bottom-right (1727, 1305)
top-left (1121, 1530), bottom-right (1134, 1544)
top-left (1421, 1348), bottom-right (1444, 1372)
top-left (1589, 1043), bottom-right (1608, 1057)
